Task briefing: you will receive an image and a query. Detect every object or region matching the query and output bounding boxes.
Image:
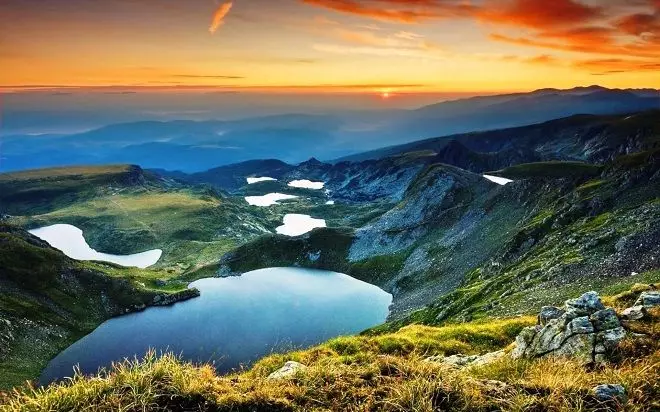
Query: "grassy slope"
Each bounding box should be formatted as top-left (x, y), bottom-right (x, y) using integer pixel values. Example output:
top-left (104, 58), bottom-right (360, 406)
top-left (1, 166), bottom-right (259, 281)
top-left (3, 286), bottom-right (658, 411)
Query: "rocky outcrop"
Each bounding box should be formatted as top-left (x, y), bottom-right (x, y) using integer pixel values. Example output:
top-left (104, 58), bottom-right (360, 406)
top-left (267, 361), bottom-right (307, 380)
top-left (512, 292), bottom-right (626, 364)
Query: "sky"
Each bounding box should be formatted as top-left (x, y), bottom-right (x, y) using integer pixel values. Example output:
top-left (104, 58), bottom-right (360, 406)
top-left (1, 0), bottom-right (660, 96)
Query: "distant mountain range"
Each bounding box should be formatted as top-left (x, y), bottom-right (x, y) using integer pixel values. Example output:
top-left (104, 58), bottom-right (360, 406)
top-left (1, 86), bottom-right (657, 173)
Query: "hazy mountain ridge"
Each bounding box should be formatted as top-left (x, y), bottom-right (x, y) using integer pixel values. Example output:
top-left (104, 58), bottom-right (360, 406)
top-left (339, 110), bottom-right (660, 165)
top-left (2, 86), bottom-right (657, 173)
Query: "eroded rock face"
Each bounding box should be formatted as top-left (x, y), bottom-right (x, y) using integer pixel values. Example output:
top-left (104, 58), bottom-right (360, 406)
top-left (512, 292), bottom-right (625, 364)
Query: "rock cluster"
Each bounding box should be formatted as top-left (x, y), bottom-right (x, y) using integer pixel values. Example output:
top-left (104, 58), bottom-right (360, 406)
top-left (512, 292), bottom-right (626, 364)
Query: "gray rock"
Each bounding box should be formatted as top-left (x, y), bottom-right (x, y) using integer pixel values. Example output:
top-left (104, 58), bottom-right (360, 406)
top-left (565, 291), bottom-right (605, 316)
top-left (511, 326), bottom-right (538, 359)
top-left (634, 291), bottom-right (660, 308)
top-left (589, 308), bottom-right (620, 331)
top-left (567, 316), bottom-right (595, 334)
top-left (621, 306), bottom-right (647, 320)
top-left (596, 327), bottom-right (626, 352)
top-left (554, 333), bottom-right (594, 365)
top-left (538, 306), bottom-right (565, 326)
top-left (267, 361), bottom-right (307, 380)
top-left (592, 384), bottom-right (627, 405)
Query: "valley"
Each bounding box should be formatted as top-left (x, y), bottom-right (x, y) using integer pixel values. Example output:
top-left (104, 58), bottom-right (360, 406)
top-left (1, 108), bottom-right (659, 410)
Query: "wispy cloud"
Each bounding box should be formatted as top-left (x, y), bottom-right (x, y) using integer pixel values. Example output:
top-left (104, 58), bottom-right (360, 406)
top-left (209, 1), bottom-right (234, 34)
top-left (173, 74), bottom-right (245, 79)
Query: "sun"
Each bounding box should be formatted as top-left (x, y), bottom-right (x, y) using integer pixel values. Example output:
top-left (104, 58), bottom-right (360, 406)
top-left (381, 92), bottom-right (390, 99)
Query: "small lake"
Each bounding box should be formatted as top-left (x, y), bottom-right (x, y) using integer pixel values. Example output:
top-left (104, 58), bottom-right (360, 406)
top-left (29, 224), bottom-right (162, 268)
top-left (245, 192), bottom-right (298, 206)
top-left (40, 267), bottom-right (392, 384)
top-left (247, 177), bottom-right (276, 184)
top-left (288, 179), bottom-right (325, 190)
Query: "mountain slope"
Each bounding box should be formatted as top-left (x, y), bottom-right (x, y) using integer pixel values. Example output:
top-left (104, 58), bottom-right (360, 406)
top-left (339, 110), bottom-right (660, 166)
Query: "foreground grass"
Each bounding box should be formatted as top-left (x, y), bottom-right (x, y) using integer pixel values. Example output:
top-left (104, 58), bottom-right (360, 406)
top-left (2, 307), bottom-right (658, 411)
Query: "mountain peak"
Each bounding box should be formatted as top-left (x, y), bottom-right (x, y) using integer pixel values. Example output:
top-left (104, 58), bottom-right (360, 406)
top-left (299, 157), bottom-right (324, 166)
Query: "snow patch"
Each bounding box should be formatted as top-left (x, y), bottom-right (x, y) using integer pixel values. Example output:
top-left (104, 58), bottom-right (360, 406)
top-left (483, 174), bottom-right (514, 186)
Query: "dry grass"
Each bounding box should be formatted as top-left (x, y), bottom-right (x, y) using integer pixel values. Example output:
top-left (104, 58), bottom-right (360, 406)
top-left (2, 310), bottom-right (658, 411)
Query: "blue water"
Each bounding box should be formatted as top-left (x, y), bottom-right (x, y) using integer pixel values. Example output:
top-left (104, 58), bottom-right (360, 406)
top-left (40, 267), bottom-right (392, 383)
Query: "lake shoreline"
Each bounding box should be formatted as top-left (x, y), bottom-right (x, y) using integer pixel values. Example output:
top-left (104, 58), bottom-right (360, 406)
top-left (40, 268), bottom-right (392, 384)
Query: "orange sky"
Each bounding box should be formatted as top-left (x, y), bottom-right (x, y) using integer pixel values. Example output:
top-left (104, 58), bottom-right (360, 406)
top-left (1, 0), bottom-right (659, 94)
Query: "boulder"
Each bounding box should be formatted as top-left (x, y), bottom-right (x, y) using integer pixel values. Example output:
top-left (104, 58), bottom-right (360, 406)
top-left (621, 305), bottom-right (647, 321)
top-left (589, 308), bottom-right (620, 331)
top-left (634, 291), bottom-right (660, 308)
top-left (565, 291), bottom-right (605, 317)
top-left (267, 361), bottom-right (307, 380)
top-left (511, 292), bottom-right (625, 364)
top-left (538, 306), bottom-right (565, 326)
top-left (592, 384), bottom-right (627, 405)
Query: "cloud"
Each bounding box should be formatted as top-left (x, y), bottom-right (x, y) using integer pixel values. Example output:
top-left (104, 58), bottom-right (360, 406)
top-left (313, 43), bottom-right (443, 59)
top-left (302, 0), bottom-right (660, 62)
top-left (478, 0), bottom-right (604, 30)
top-left (572, 58), bottom-right (660, 75)
top-left (314, 26), bottom-right (442, 59)
top-left (173, 74), bottom-right (245, 79)
top-left (394, 31), bottom-right (424, 40)
top-left (209, 1), bottom-right (234, 34)
top-left (301, 0), bottom-right (474, 23)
